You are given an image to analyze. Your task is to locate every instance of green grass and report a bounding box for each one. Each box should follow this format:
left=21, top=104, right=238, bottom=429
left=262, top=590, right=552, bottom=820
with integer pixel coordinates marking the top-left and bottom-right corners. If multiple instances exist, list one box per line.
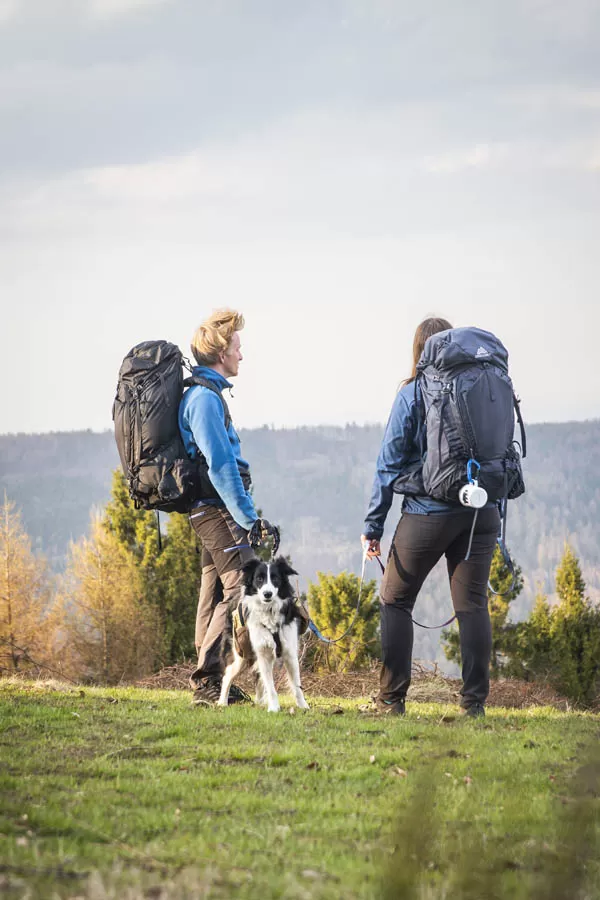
left=0, top=682, right=598, bottom=900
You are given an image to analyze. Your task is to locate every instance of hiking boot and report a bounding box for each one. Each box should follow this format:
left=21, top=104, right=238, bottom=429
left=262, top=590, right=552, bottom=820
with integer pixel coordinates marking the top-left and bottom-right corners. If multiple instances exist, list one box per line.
left=375, top=697, right=406, bottom=716
left=191, top=676, right=222, bottom=706
left=228, top=684, right=252, bottom=705
left=461, top=703, right=485, bottom=719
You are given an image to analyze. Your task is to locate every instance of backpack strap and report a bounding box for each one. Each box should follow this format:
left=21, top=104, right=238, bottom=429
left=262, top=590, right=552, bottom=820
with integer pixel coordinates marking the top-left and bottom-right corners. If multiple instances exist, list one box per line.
left=184, top=376, right=232, bottom=431
left=513, top=393, right=527, bottom=458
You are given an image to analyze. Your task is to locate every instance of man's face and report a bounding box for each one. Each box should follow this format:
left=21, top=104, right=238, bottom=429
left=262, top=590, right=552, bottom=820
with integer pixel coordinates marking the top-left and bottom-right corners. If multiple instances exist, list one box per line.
left=220, top=331, right=243, bottom=378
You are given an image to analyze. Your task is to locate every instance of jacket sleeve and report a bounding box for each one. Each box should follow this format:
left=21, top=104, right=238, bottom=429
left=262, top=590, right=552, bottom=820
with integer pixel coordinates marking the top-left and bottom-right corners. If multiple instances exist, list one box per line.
left=363, top=390, right=418, bottom=540
left=185, top=390, right=258, bottom=531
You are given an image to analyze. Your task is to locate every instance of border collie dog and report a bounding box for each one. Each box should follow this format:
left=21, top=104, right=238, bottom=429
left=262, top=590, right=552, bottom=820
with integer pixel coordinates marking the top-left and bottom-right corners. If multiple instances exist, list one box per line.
left=218, top=557, right=309, bottom=712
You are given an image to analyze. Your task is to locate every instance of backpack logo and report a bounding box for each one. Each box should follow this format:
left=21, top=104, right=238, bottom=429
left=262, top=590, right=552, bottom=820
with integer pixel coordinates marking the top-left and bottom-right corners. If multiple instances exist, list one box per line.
left=475, top=346, right=490, bottom=358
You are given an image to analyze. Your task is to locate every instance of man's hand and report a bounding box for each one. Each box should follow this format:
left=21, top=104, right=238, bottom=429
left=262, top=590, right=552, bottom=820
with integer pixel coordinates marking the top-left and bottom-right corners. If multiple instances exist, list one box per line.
left=361, top=535, right=381, bottom=558
left=249, top=518, right=277, bottom=548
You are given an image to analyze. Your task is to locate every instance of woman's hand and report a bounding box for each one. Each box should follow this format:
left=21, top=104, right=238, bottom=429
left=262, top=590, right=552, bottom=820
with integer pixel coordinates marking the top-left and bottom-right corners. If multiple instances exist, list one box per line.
left=361, top=535, right=381, bottom=558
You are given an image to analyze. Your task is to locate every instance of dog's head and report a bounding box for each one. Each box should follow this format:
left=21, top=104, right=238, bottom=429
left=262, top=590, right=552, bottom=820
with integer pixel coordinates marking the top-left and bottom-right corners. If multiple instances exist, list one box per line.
left=242, top=556, right=298, bottom=604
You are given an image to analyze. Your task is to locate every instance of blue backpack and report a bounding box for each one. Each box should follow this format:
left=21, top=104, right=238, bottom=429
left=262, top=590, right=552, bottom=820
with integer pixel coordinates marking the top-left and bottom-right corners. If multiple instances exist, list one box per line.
left=416, top=327, right=526, bottom=505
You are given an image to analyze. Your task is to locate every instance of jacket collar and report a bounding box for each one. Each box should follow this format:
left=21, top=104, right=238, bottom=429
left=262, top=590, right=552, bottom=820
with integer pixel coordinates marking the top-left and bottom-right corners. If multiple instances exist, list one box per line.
left=192, top=366, right=233, bottom=392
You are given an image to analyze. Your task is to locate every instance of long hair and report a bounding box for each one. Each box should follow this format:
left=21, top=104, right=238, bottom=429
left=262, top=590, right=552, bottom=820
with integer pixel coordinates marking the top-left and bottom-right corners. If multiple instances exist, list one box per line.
left=401, top=317, right=453, bottom=386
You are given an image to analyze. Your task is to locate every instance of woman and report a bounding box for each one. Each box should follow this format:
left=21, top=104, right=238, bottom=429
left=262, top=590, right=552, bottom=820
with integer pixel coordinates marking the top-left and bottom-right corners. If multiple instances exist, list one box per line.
left=361, top=317, right=500, bottom=717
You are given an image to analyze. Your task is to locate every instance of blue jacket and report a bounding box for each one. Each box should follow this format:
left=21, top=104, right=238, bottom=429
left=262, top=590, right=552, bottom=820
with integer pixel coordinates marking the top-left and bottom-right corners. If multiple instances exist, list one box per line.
left=178, top=367, right=258, bottom=531
left=363, top=381, right=463, bottom=540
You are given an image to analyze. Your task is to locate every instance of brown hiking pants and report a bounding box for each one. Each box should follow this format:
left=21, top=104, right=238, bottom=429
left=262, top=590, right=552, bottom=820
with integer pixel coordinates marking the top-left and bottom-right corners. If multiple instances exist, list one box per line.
left=188, top=504, right=255, bottom=685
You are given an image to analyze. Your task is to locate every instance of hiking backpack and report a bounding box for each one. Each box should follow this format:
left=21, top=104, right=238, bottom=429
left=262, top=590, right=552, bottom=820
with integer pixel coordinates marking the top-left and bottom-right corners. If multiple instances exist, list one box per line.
left=415, top=327, right=526, bottom=505
left=112, top=340, right=231, bottom=513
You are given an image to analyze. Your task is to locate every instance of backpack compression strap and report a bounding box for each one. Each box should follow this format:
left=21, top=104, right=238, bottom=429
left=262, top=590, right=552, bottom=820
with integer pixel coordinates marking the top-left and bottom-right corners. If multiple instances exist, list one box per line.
left=184, top=376, right=232, bottom=431
left=513, top=394, right=527, bottom=458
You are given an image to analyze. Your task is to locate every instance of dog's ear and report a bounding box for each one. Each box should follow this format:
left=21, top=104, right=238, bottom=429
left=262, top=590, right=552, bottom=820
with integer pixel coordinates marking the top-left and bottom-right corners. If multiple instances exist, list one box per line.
left=242, top=558, right=262, bottom=588
left=273, top=556, right=298, bottom=578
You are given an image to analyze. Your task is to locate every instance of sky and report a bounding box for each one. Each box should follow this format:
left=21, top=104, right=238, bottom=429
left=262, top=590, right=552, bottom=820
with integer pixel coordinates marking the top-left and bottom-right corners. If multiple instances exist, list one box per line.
left=1, top=0, right=599, bottom=434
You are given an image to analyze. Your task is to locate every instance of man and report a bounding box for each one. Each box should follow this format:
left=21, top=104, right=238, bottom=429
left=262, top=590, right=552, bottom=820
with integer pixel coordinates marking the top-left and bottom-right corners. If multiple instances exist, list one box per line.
left=179, top=308, right=261, bottom=705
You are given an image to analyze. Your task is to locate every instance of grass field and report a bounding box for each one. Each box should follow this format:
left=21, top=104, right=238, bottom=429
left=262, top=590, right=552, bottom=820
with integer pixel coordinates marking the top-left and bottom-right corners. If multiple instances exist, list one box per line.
left=0, top=681, right=599, bottom=899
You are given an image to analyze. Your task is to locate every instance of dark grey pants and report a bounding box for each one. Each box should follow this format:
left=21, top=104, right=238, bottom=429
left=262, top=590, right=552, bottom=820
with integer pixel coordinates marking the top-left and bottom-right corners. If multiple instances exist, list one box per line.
left=188, top=505, right=255, bottom=685
left=379, top=507, right=500, bottom=709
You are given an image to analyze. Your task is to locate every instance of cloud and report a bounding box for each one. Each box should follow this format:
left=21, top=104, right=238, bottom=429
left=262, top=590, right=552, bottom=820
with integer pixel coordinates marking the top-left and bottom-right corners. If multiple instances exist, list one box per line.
left=502, top=85, right=600, bottom=111
left=421, top=136, right=600, bottom=175
left=0, top=0, right=17, bottom=24
left=86, top=0, right=172, bottom=21
left=422, top=143, right=511, bottom=174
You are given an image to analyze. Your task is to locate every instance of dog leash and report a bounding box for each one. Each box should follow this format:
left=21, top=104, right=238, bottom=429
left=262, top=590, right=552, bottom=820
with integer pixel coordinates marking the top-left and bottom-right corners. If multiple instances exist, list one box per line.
left=371, top=555, right=457, bottom=630
left=306, top=549, right=371, bottom=645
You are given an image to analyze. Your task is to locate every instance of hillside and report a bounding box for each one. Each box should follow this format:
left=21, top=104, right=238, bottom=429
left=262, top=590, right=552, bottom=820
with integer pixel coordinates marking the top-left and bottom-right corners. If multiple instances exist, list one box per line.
left=1, top=420, right=599, bottom=668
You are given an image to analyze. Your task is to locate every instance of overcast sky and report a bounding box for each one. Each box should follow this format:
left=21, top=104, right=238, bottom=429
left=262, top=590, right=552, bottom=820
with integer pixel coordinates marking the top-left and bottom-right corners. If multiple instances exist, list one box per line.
left=1, top=0, right=599, bottom=434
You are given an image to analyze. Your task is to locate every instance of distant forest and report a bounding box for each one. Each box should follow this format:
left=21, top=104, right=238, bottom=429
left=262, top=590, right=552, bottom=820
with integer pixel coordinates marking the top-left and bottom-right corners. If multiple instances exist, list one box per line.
left=1, top=419, right=598, bottom=669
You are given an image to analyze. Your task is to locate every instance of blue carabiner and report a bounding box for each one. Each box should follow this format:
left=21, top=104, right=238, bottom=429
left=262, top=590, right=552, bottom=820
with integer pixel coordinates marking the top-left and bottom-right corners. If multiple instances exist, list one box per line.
left=466, top=458, right=480, bottom=484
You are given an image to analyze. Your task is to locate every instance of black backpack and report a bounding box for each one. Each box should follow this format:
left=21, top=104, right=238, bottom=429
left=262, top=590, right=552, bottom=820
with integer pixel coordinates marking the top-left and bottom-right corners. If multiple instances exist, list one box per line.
left=112, top=340, right=232, bottom=513
left=415, top=327, right=526, bottom=504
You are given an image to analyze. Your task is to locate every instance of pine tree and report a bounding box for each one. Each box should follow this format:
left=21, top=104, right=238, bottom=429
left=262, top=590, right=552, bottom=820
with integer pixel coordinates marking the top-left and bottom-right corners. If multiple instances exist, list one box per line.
left=443, top=544, right=523, bottom=675
left=0, top=496, right=53, bottom=674
left=556, top=545, right=586, bottom=611
left=307, top=571, right=379, bottom=672
left=102, top=470, right=199, bottom=664
left=550, top=545, right=600, bottom=704
left=504, top=591, right=553, bottom=681
left=503, top=545, right=600, bottom=705
left=102, top=470, right=151, bottom=558
left=155, top=513, right=201, bottom=662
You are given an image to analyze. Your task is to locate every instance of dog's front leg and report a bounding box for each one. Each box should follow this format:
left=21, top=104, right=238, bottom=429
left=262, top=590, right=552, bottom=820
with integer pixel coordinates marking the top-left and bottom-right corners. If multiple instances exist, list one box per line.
left=218, top=652, right=247, bottom=706
left=253, top=638, right=279, bottom=712
left=281, top=625, right=309, bottom=709
left=253, top=669, right=267, bottom=706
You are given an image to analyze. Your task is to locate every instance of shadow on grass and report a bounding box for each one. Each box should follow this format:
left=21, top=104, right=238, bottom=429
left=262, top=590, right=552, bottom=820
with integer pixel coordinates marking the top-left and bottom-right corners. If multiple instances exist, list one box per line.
left=382, top=731, right=600, bottom=900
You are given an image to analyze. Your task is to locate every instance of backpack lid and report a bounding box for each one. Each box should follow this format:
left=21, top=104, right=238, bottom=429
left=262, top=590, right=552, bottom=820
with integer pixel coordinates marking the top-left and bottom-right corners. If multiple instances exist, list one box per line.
left=118, top=340, right=182, bottom=380
left=417, top=327, right=509, bottom=374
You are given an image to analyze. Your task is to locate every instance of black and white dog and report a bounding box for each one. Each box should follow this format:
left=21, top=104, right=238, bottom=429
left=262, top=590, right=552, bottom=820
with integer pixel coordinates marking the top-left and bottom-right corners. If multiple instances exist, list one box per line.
left=218, top=557, right=309, bottom=713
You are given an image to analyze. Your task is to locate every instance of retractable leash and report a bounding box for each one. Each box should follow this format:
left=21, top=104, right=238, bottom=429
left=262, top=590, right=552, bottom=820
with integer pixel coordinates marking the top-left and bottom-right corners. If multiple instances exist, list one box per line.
left=370, top=555, right=457, bottom=630
left=460, top=458, right=519, bottom=595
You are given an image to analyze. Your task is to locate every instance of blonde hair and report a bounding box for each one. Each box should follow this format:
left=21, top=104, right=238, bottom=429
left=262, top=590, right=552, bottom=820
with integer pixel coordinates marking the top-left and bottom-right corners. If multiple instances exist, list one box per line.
left=191, top=308, right=245, bottom=366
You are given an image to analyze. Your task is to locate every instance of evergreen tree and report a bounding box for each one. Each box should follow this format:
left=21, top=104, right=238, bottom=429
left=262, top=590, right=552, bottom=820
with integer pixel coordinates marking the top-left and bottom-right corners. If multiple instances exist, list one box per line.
left=101, top=470, right=199, bottom=664
left=102, top=470, right=152, bottom=558
left=504, top=591, right=553, bottom=681
left=503, top=544, right=600, bottom=705
left=443, top=545, right=523, bottom=674
left=155, top=513, right=201, bottom=662
left=550, top=546, right=600, bottom=704
left=306, top=571, right=379, bottom=672
left=556, top=545, right=587, bottom=610
left=0, top=497, right=53, bottom=674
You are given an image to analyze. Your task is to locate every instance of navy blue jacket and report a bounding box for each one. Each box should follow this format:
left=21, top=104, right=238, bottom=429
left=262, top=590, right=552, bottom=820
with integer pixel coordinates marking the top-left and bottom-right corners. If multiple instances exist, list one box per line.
left=178, top=367, right=258, bottom=531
